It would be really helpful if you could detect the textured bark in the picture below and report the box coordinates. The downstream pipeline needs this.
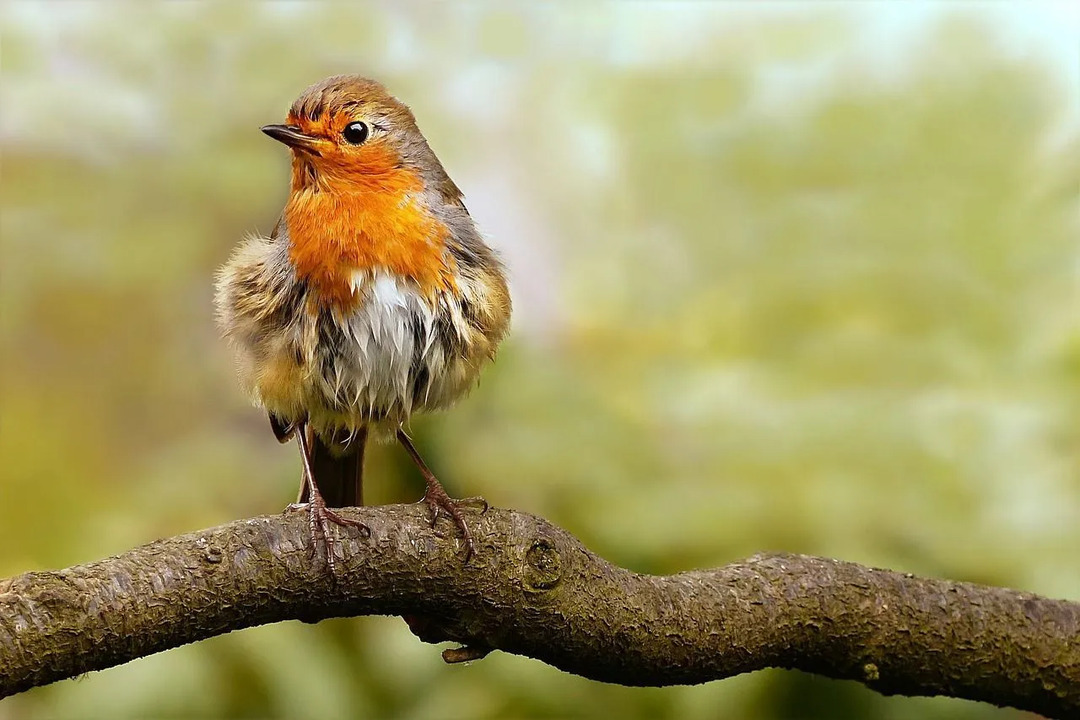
[0,505,1076,717]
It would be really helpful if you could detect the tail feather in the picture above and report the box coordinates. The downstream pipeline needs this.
[299,426,367,507]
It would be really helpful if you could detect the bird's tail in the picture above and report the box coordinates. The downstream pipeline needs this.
[299,426,367,507]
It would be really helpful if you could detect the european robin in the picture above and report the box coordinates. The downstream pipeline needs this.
[215,75,511,566]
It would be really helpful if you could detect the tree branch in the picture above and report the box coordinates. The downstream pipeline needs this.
[0,505,1076,716]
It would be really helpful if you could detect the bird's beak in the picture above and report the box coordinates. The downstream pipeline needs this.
[261,124,323,156]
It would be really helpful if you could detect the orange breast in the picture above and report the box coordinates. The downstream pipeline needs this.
[284,150,455,308]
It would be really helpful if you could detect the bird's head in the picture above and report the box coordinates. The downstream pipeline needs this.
[262,75,441,195]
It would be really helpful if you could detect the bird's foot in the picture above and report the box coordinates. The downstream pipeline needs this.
[421,482,486,562]
[285,496,369,571]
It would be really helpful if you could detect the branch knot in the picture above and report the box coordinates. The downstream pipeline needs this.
[523,538,561,593]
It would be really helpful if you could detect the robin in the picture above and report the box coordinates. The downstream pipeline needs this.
[215,75,511,566]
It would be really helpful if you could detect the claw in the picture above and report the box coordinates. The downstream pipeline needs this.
[422,482,483,562]
[396,428,484,562]
[286,497,369,571]
[288,422,370,571]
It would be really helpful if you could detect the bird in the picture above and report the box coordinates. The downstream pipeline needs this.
[215,75,511,567]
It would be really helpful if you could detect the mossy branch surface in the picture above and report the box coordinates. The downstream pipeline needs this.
[0,505,1076,716]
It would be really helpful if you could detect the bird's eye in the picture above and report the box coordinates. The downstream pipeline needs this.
[342,121,369,145]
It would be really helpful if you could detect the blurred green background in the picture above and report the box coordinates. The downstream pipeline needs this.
[2,2,1077,718]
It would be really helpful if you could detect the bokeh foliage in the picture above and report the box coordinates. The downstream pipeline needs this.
[1,3,1076,719]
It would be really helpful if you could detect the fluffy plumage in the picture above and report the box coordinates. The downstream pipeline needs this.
[216,219,509,438]
[217,75,509,442]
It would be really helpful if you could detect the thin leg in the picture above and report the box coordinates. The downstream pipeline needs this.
[294,426,311,504]
[397,428,486,561]
[286,423,369,571]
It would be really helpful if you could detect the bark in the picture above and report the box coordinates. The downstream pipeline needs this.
[0,505,1076,717]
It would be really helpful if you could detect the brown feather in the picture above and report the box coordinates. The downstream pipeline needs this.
[268,412,295,443]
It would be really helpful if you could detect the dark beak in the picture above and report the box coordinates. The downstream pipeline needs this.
[261,124,322,155]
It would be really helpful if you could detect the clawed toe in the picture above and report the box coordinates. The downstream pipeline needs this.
[396,428,483,561]
[288,500,369,570]
[421,486,483,561]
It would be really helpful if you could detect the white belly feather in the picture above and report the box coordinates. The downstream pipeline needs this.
[334,270,434,413]
[300,269,475,434]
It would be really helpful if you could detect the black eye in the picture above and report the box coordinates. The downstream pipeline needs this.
[342,121,369,145]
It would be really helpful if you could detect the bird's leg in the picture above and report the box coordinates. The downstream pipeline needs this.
[397,428,486,561]
[286,423,369,570]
